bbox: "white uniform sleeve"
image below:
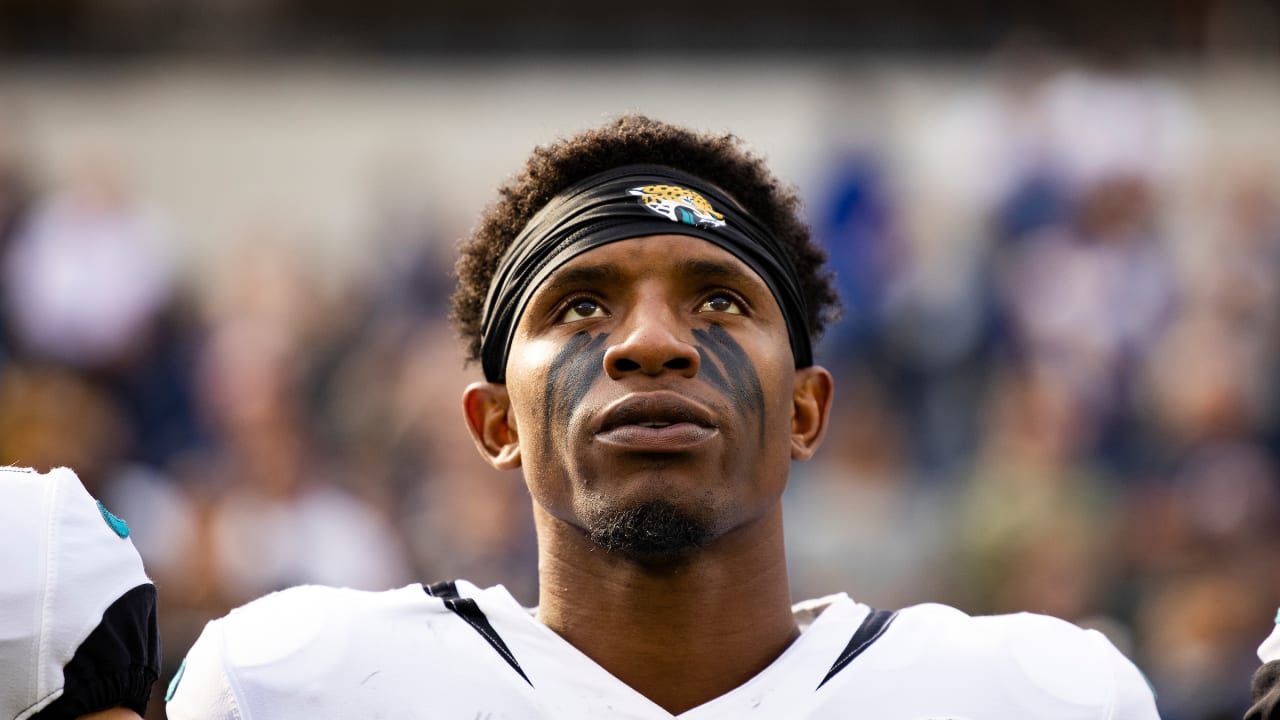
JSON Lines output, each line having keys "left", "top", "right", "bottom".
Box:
{"left": 165, "top": 619, "right": 242, "bottom": 720}
{"left": 1083, "top": 629, "right": 1160, "bottom": 720}
{"left": 1261, "top": 616, "right": 1280, "bottom": 664}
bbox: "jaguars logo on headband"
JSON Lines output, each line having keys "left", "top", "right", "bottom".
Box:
{"left": 629, "top": 185, "right": 727, "bottom": 229}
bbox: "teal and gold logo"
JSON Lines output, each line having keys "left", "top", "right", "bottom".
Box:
{"left": 629, "top": 185, "right": 726, "bottom": 229}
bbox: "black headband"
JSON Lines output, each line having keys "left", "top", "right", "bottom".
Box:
{"left": 478, "top": 164, "right": 813, "bottom": 382}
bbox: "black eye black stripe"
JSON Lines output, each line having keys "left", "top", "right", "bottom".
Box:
{"left": 542, "top": 331, "right": 608, "bottom": 455}
{"left": 693, "top": 325, "right": 766, "bottom": 446}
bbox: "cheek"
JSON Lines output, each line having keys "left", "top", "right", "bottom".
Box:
{"left": 757, "top": 353, "right": 800, "bottom": 444}
{"left": 504, "top": 331, "right": 607, "bottom": 461}
{"left": 504, "top": 343, "right": 555, "bottom": 441}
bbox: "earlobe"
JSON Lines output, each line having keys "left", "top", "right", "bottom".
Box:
{"left": 462, "top": 381, "right": 522, "bottom": 470}
{"left": 790, "top": 366, "right": 833, "bottom": 461}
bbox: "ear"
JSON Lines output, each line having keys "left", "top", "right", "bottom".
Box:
{"left": 790, "top": 365, "right": 833, "bottom": 461}
{"left": 462, "top": 381, "right": 522, "bottom": 470}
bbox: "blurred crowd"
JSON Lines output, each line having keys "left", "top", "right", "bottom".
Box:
{"left": 1, "top": 51, "right": 1278, "bottom": 720}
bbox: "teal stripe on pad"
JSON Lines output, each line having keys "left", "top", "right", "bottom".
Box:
{"left": 96, "top": 500, "right": 130, "bottom": 538}
{"left": 166, "top": 657, "right": 187, "bottom": 702}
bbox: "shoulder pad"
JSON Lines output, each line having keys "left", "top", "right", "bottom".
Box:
{"left": 974, "top": 612, "right": 1113, "bottom": 706}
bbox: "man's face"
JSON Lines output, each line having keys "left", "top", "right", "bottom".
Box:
{"left": 499, "top": 234, "right": 804, "bottom": 563}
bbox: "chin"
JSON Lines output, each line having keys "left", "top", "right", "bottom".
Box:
{"left": 585, "top": 498, "right": 713, "bottom": 568}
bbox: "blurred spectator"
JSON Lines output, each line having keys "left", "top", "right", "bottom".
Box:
{"left": 2, "top": 148, "right": 175, "bottom": 370}
{"left": 1138, "top": 567, "right": 1270, "bottom": 720}
{"left": 996, "top": 176, "right": 1180, "bottom": 468}
{"left": 784, "top": 369, "right": 952, "bottom": 610}
{"left": 0, "top": 364, "right": 127, "bottom": 491}
{"left": 0, "top": 110, "right": 33, "bottom": 370}
{"left": 384, "top": 323, "right": 539, "bottom": 604}
{"left": 193, "top": 235, "right": 413, "bottom": 603}
{"left": 813, "top": 151, "right": 900, "bottom": 360}
{"left": 955, "top": 362, "right": 1119, "bottom": 623}
{"left": 1038, "top": 50, "right": 1200, "bottom": 197}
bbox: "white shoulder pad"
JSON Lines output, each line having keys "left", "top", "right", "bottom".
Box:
{"left": 167, "top": 586, "right": 349, "bottom": 720}
{"left": 165, "top": 619, "right": 242, "bottom": 720}
{"left": 219, "top": 586, "right": 349, "bottom": 670}
{"left": 1261, "top": 612, "right": 1280, "bottom": 663}
{"left": 978, "top": 613, "right": 1110, "bottom": 704}
{"left": 170, "top": 584, "right": 439, "bottom": 719}
{"left": 0, "top": 465, "right": 151, "bottom": 720}
{"left": 858, "top": 602, "right": 974, "bottom": 670}
{"left": 975, "top": 612, "right": 1157, "bottom": 716}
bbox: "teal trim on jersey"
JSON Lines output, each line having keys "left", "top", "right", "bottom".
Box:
{"left": 96, "top": 500, "right": 130, "bottom": 538}
{"left": 1274, "top": 607, "right": 1280, "bottom": 624}
{"left": 166, "top": 657, "right": 187, "bottom": 702}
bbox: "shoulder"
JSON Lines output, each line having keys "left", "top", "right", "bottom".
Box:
{"left": 1, "top": 465, "right": 142, "bottom": 555}
{"left": 0, "top": 466, "right": 158, "bottom": 719}
{"left": 167, "top": 584, "right": 447, "bottom": 719}
{"left": 1246, "top": 616, "right": 1280, "bottom": 719}
{"left": 1, "top": 465, "right": 151, "bottom": 610}
{"left": 893, "top": 602, "right": 1122, "bottom": 662}
{"left": 203, "top": 584, "right": 437, "bottom": 669}
{"left": 887, "top": 604, "right": 1158, "bottom": 716}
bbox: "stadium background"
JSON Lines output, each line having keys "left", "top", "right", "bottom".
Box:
{"left": 1, "top": 3, "right": 1279, "bottom": 717}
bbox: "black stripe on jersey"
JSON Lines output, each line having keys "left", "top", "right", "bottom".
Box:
{"left": 816, "top": 608, "right": 898, "bottom": 690}
{"left": 423, "top": 581, "right": 533, "bottom": 687}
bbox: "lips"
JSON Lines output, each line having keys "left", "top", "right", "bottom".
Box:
{"left": 597, "top": 392, "right": 716, "bottom": 432}
{"left": 595, "top": 392, "right": 718, "bottom": 451}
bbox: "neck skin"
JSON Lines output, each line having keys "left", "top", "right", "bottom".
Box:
{"left": 534, "top": 503, "right": 798, "bottom": 715}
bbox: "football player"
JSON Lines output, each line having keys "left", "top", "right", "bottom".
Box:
{"left": 168, "top": 115, "right": 1159, "bottom": 718}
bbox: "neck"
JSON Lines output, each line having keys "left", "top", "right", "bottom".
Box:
{"left": 535, "top": 504, "right": 798, "bottom": 715}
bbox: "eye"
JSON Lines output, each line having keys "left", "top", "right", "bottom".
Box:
{"left": 558, "top": 298, "right": 608, "bottom": 323}
{"left": 698, "top": 293, "right": 743, "bottom": 315}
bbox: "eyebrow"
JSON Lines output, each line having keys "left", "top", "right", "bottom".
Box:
{"left": 674, "top": 258, "right": 763, "bottom": 289}
{"left": 537, "top": 264, "right": 625, "bottom": 299}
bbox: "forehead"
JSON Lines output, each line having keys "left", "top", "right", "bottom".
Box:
{"left": 533, "top": 234, "right": 770, "bottom": 296}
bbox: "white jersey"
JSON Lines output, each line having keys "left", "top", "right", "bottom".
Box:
{"left": 167, "top": 580, "right": 1158, "bottom": 720}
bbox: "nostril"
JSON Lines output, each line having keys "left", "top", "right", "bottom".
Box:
{"left": 614, "top": 358, "right": 641, "bottom": 372}
{"left": 665, "top": 358, "right": 691, "bottom": 371}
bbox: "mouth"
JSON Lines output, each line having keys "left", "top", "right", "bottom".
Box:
{"left": 595, "top": 392, "right": 718, "bottom": 452}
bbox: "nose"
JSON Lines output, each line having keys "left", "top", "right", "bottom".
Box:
{"left": 603, "top": 301, "right": 701, "bottom": 380}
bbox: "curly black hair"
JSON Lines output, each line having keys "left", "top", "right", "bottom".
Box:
{"left": 450, "top": 114, "right": 841, "bottom": 365}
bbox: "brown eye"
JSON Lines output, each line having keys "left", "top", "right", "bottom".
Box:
{"left": 559, "top": 298, "right": 608, "bottom": 323}
{"left": 698, "top": 295, "right": 742, "bottom": 314}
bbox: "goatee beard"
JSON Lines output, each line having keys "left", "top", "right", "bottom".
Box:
{"left": 587, "top": 499, "right": 711, "bottom": 566}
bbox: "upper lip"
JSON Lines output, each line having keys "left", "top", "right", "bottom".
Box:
{"left": 595, "top": 391, "right": 717, "bottom": 433}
